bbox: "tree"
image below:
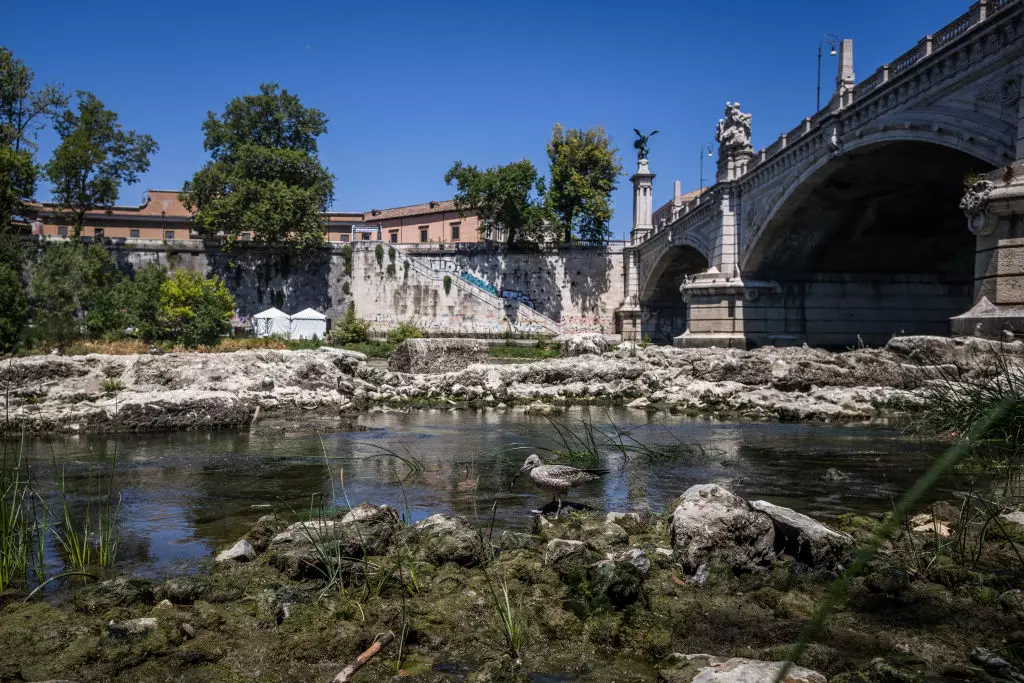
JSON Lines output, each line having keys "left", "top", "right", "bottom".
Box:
{"left": 123, "top": 263, "right": 168, "bottom": 342}
{"left": 158, "top": 269, "right": 235, "bottom": 347}
{"left": 545, "top": 124, "right": 623, "bottom": 242}
{"left": 29, "top": 242, "right": 126, "bottom": 346}
{"left": 0, "top": 47, "right": 67, "bottom": 229}
{"left": 181, "top": 83, "right": 334, "bottom": 251}
{"left": 443, "top": 159, "right": 548, "bottom": 246}
{"left": 45, "top": 91, "right": 157, "bottom": 237}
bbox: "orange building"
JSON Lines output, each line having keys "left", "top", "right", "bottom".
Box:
{"left": 21, "top": 191, "right": 482, "bottom": 244}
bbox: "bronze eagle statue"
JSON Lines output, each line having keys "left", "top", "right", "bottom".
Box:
{"left": 633, "top": 128, "right": 658, "bottom": 161}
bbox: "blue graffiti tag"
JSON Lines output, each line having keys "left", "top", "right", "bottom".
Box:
{"left": 460, "top": 272, "right": 499, "bottom": 296}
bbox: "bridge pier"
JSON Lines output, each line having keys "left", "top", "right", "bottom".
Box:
{"left": 952, "top": 161, "right": 1024, "bottom": 337}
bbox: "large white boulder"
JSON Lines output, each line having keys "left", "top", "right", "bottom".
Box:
{"left": 670, "top": 484, "right": 775, "bottom": 573}
{"left": 557, "top": 333, "right": 612, "bottom": 357}
{"left": 659, "top": 653, "right": 827, "bottom": 682}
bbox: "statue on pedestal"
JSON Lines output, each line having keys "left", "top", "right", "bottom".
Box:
{"left": 715, "top": 102, "right": 752, "bottom": 158}
{"left": 633, "top": 128, "right": 659, "bottom": 162}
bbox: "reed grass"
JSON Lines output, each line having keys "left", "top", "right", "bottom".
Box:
{"left": 0, "top": 440, "right": 47, "bottom": 591}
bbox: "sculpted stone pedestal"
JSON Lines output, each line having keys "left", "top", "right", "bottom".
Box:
{"left": 674, "top": 272, "right": 784, "bottom": 349}
{"left": 951, "top": 162, "right": 1024, "bottom": 337}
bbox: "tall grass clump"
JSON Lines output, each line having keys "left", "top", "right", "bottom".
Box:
{"left": 0, "top": 443, "right": 47, "bottom": 591}
{"left": 54, "top": 452, "right": 121, "bottom": 571}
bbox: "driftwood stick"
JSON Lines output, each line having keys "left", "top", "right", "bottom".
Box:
{"left": 331, "top": 631, "right": 395, "bottom": 682}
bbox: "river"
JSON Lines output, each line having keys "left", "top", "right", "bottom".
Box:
{"left": 11, "top": 407, "right": 962, "bottom": 580}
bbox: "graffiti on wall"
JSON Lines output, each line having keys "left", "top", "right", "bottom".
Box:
{"left": 500, "top": 289, "right": 535, "bottom": 309}
{"left": 460, "top": 272, "right": 499, "bottom": 296}
{"left": 426, "top": 258, "right": 459, "bottom": 273}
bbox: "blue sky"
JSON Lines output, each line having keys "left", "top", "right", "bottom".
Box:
{"left": 7, "top": 0, "right": 970, "bottom": 239}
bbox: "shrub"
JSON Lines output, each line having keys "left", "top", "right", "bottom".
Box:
{"left": 386, "top": 263, "right": 396, "bottom": 277}
{"left": 388, "top": 246, "right": 396, "bottom": 263}
{"left": 158, "top": 269, "right": 236, "bottom": 347}
{"left": 101, "top": 377, "right": 125, "bottom": 393}
{"left": 340, "top": 244, "right": 353, "bottom": 276}
{"left": 443, "top": 275, "right": 452, "bottom": 295}
{"left": 342, "top": 280, "right": 350, "bottom": 295}
{"left": 388, "top": 321, "right": 423, "bottom": 345}
{"left": 124, "top": 263, "right": 168, "bottom": 342}
{"left": 330, "top": 303, "right": 370, "bottom": 344}
{"left": 0, "top": 235, "right": 27, "bottom": 352}
{"left": 375, "top": 243, "right": 384, "bottom": 267}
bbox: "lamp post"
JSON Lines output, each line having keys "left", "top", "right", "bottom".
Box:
{"left": 699, "top": 143, "right": 714, "bottom": 194}
{"left": 817, "top": 33, "right": 839, "bottom": 111}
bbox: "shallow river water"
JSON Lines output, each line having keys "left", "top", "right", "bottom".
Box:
{"left": 13, "top": 407, "right": 969, "bottom": 580}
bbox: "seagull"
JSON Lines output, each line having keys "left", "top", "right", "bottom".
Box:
{"left": 513, "top": 454, "right": 609, "bottom": 519}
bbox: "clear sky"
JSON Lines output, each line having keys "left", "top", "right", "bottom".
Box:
{"left": 7, "top": 0, "right": 970, "bottom": 239}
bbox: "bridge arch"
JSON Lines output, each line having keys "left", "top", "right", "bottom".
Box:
{"left": 742, "top": 124, "right": 1007, "bottom": 272}
{"left": 740, "top": 129, "right": 999, "bottom": 347}
{"left": 638, "top": 244, "right": 709, "bottom": 343}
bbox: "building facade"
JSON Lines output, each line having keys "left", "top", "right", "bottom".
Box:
{"left": 20, "top": 191, "right": 482, "bottom": 245}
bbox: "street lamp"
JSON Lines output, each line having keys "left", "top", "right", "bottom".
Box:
{"left": 699, "top": 143, "right": 714, "bottom": 194}
{"left": 817, "top": 33, "right": 839, "bottom": 111}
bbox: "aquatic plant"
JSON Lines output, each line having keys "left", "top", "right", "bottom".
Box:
{"left": 54, "top": 450, "right": 121, "bottom": 571}
{"left": 0, "top": 441, "right": 47, "bottom": 591}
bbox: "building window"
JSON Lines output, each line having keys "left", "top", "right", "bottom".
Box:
{"left": 240, "top": 232, "right": 252, "bottom": 241}
{"left": 93, "top": 228, "right": 104, "bottom": 239}
{"left": 164, "top": 230, "right": 175, "bottom": 240}
{"left": 339, "top": 234, "right": 350, "bottom": 242}
{"left": 130, "top": 228, "right": 140, "bottom": 238}
{"left": 389, "top": 231, "right": 398, "bottom": 243}
{"left": 57, "top": 226, "right": 68, "bottom": 237}
{"left": 420, "top": 227, "right": 428, "bottom": 243}
{"left": 450, "top": 222, "right": 460, "bottom": 241}
{"left": 361, "top": 232, "right": 371, "bottom": 241}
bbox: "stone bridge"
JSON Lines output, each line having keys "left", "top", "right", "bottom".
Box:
{"left": 620, "top": 0, "right": 1024, "bottom": 347}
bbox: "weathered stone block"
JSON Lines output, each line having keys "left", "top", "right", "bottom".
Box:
{"left": 388, "top": 338, "right": 488, "bottom": 374}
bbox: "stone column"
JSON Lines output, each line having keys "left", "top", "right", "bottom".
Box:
{"left": 835, "top": 39, "right": 855, "bottom": 109}
{"left": 951, "top": 161, "right": 1024, "bottom": 336}
{"left": 629, "top": 159, "right": 655, "bottom": 245}
{"left": 618, "top": 158, "right": 656, "bottom": 341}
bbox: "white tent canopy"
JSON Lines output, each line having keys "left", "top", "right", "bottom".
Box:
{"left": 252, "top": 307, "right": 291, "bottom": 337}
{"left": 289, "top": 308, "right": 328, "bottom": 340}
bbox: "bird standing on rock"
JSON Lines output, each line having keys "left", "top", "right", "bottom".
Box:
{"left": 514, "top": 453, "right": 609, "bottom": 519}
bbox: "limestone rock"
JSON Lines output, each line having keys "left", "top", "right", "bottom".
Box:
{"left": 544, "top": 539, "right": 598, "bottom": 575}
{"left": 271, "top": 505, "right": 399, "bottom": 557}
{"left": 411, "top": 514, "right": 484, "bottom": 566}
{"left": 558, "top": 333, "right": 612, "bottom": 357}
{"left": 244, "top": 514, "right": 288, "bottom": 552}
{"left": 499, "top": 531, "right": 542, "bottom": 552}
{"left": 658, "top": 653, "right": 827, "bottom": 682}
{"left": 606, "top": 511, "right": 646, "bottom": 535}
{"left": 215, "top": 539, "right": 256, "bottom": 563}
{"left": 388, "top": 338, "right": 488, "bottom": 374}
{"left": 591, "top": 548, "right": 650, "bottom": 607}
{"left": 750, "top": 499, "right": 853, "bottom": 567}
{"left": 670, "top": 484, "right": 775, "bottom": 573}
{"left": 72, "top": 577, "right": 154, "bottom": 613}
{"left": 108, "top": 617, "right": 158, "bottom": 638}
{"left": 821, "top": 467, "right": 849, "bottom": 482}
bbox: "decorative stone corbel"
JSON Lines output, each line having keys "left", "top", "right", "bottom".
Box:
{"left": 960, "top": 179, "right": 995, "bottom": 236}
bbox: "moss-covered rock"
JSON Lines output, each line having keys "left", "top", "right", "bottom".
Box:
{"left": 72, "top": 577, "right": 155, "bottom": 613}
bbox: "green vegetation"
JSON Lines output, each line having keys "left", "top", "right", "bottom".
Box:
{"left": 339, "top": 340, "right": 395, "bottom": 359}
{"left": 443, "top": 274, "right": 452, "bottom": 295}
{"left": 387, "top": 321, "right": 423, "bottom": 345}
{"left": 181, "top": 83, "right": 334, "bottom": 251}
{"left": 444, "top": 159, "right": 549, "bottom": 246}
{"left": 157, "top": 269, "right": 235, "bottom": 347}
{"left": 546, "top": 124, "right": 623, "bottom": 242}
{"left": 374, "top": 242, "right": 384, "bottom": 267}
{"left": 329, "top": 303, "right": 371, "bottom": 345}
{"left": 340, "top": 243, "right": 353, "bottom": 275}
{"left": 101, "top": 377, "right": 124, "bottom": 393}
{"left": 45, "top": 92, "right": 157, "bottom": 237}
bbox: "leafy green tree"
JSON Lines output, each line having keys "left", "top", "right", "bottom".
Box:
{"left": 29, "top": 242, "right": 126, "bottom": 346}
{"left": 158, "top": 269, "right": 235, "bottom": 347}
{"left": 545, "top": 124, "right": 622, "bottom": 242}
{"left": 443, "top": 159, "right": 548, "bottom": 246}
{"left": 45, "top": 91, "right": 157, "bottom": 237}
{"left": 0, "top": 48, "right": 67, "bottom": 229}
{"left": 0, "top": 261, "right": 27, "bottom": 351}
{"left": 181, "top": 83, "right": 335, "bottom": 251}
{"left": 123, "top": 263, "right": 168, "bottom": 342}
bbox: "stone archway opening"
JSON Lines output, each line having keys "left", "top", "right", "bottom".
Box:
{"left": 744, "top": 140, "right": 992, "bottom": 348}
{"left": 639, "top": 244, "right": 708, "bottom": 343}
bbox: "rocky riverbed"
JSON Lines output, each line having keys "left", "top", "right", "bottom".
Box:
{"left": 3, "top": 486, "right": 1023, "bottom": 682}
{"left": 1, "top": 335, "right": 1020, "bottom": 433}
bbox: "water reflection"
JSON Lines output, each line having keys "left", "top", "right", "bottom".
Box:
{"left": 9, "top": 407, "right": 963, "bottom": 578}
